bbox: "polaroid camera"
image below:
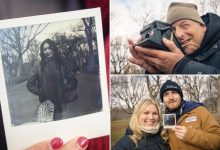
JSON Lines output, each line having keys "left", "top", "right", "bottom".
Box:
{"left": 136, "top": 20, "right": 183, "bottom": 51}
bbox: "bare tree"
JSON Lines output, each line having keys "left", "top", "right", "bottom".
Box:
{"left": 126, "top": 1, "right": 156, "bottom": 31}
{"left": 198, "top": 0, "right": 220, "bottom": 15}
{"left": 26, "top": 39, "right": 40, "bottom": 65}
{"left": 198, "top": 0, "right": 206, "bottom": 14}
{"left": 177, "top": 76, "right": 204, "bottom": 102}
{"left": 0, "top": 37, "right": 17, "bottom": 78}
{"left": 110, "top": 37, "right": 129, "bottom": 74}
{"left": 0, "top": 24, "right": 48, "bottom": 78}
{"left": 202, "top": 76, "right": 218, "bottom": 112}
{"left": 82, "top": 17, "right": 98, "bottom": 73}
{"left": 146, "top": 76, "right": 161, "bottom": 101}
{"left": 111, "top": 76, "right": 147, "bottom": 114}
{"left": 176, "top": 76, "right": 204, "bottom": 102}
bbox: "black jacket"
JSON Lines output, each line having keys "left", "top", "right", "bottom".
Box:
{"left": 26, "top": 60, "right": 64, "bottom": 115}
{"left": 173, "top": 13, "right": 220, "bottom": 74}
{"left": 112, "top": 128, "right": 169, "bottom": 150}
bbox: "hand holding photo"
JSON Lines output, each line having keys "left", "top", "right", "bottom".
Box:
{"left": 0, "top": 8, "right": 110, "bottom": 150}
{"left": 163, "top": 114, "right": 176, "bottom": 129}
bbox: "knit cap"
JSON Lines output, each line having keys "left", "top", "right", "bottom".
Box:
{"left": 160, "top": 80, "right": 183, "bottom": 102}
{"left": 166, "top": 2, "right": 204, "bottom": 25}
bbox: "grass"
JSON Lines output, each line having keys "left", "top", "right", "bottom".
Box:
{"left": 111, "top": 119, "right": 130, "bottom": 147}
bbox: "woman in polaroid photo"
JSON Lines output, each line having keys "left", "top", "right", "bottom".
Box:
{"left": 26, "top": 38, "right": 65, "bottom": 122}
{"left": 112, "top": 99, "right": 169, "bottom": 150}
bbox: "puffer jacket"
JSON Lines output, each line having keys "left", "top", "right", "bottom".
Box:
{"left": 112, "top": 127, "right": 169, "bottom": 150}
{"left": 168, "top": 105, "right": 220, "bottom": 150}
{"left": 173, "top": 13, "right": 220, "bottom": 74}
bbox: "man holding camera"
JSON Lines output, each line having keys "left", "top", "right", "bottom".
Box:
{"left": 160, "top": 80, "right": 220, "bottom": 150}
{"left": 128, "top": 2, "right": 220, "bottom": 74}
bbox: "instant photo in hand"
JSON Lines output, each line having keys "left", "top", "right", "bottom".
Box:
{"left": 136, "top": 20, "right": 183, "bottom": 51}
{"left": 163, "top": 114, "right": 176, "bottom": 128}
{"left": 0, "top": 8, "right": 110, "bottom": 150}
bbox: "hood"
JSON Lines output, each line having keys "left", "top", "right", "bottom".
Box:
{"left": 182, "top": 100, "right": 204, "bottom": 115}
{"left": 165, "top": 100, "right": 203, "bottom": 121}
{"left": 190, "top": 13, "right": 220, "bottom": 57}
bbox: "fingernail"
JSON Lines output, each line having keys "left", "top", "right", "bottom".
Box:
{"left": 77, "top": 136, "right": 89, "bottom": 148}
{"left": 49, "top": 137, "right": 64, "bottom": 150}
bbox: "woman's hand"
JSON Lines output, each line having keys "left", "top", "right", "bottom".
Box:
{"left": 25, "top": 136, "right": 89, "bottom": 150}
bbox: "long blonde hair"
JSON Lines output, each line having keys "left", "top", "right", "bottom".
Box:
{"left": 129, "top": 99, "right": 167, "bottom": 147}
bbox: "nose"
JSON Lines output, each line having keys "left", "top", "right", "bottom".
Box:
{"left": 168, "top": 93, "right": 174, "bottom": 100}
{"left": 45, "top": 48, "right": 50, "bottom": 53}
{"left": 148, "top": 113, "right": 154, "bottom": 119}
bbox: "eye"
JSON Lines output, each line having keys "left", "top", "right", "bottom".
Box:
{"left": 153, "top": 112, "right": 158, "bottom": 115}
{"left": 144, "top": 111, "right": 149, "bottom": 115}
{"left": 163, "top": 92, "right": 169, "bottom": 96}
{"left": 171, "top": 26, "right": 176, "bottom": 32}
{"left": 181, "top": 23, "right": 190, "bottom": 29}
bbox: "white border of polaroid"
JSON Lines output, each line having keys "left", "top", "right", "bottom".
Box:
{"left": 0, "top": 8, "right": 110, "bottom": 149}
{"left": 162, "top": 114, "right": 176, "bottom": 129}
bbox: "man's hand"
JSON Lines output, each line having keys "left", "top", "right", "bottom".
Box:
{"left": 173, "top": 125, "right": 188, "bottom": 140}
{"left": 127, "top": 39, "right": 160, "bottom": 73}
{"left": 130, "top": 38, "right": 185, "bottom": 73}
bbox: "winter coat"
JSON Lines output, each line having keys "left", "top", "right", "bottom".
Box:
{"left": 168, "top": 104, "right": 220, "bottom": 150}
{"left": 173, "top": 13, "right": 220, "bottom": 74}
{"left": 112, "top": 127, "right": 169, "bottom": 150}
{"left": 26, "top": 60, "right": 64, "bottom": 117}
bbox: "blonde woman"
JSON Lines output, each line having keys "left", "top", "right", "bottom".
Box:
{"left": 112, "top": 99, "right": 169, "bottom": 150}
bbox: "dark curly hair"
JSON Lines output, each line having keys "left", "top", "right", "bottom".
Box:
{"left": 39, "top": 38, "right": 61, "bottom": 71}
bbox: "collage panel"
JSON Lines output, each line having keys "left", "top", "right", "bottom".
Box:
{"left": 0, "top": 8, "right": 110, "bottom": 149}
{"left": 110, "top": 0, "right": 220, "bottom": 149}
{"left": 0, "top": 0, "right": 111, "bottom": 149}
{"left": 110, "top": 0, "right": 220, "bottom": 74}
{"left": 111, "top": 75, "right": 220, "bottom": 149}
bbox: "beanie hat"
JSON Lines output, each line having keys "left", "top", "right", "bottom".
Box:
{"left": 166, "top": 2, "right": 204, "bottom": 25}
{"left": 160, "top": 80, "right": 183, "bottom": 102}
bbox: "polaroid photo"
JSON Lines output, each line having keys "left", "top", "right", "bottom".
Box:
{"left": 162, "top": 114, "right": 176, "bottom": 129}
{"left": 0, "top": 8, "right": 110, "bottom": 149}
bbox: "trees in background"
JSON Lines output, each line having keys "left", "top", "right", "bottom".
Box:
{"left": 111, "top": 75, "right": 219, "bottom": 116}
{"left": 0, "top": 17, "right": 98, "bottom": 86}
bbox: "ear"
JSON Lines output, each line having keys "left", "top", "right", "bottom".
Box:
{"left": 200, "top": 24, "right": 207, "bottom": 33}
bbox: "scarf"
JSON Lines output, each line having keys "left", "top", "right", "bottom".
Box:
{"left": 140, "top": 123, "right": 160, "bottom": 134}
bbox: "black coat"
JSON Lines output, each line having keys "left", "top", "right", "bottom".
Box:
{"left": 26, "top": 60, "right": 64, "bottom": 117}
{"left": 112, "top": 128, "right": 169, "bottom": 150}
{"left": 173, "top": 13, "right": 220, "bottom": 74}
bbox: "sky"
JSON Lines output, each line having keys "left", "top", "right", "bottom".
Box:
{"left": 110, "top": 0, "right": 216, "bottom": 39}
{"left": 35, "top": 18, "right": 83, "bottom": 42}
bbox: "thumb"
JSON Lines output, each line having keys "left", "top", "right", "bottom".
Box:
{"left": 127, "top": 38, "right": 135, "bottom": 45}
{"left": 162, "top": 38, "right": 182, "bottom": 54}
{"left": 63, "top": 136, "right": 89, "bottom": 150}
